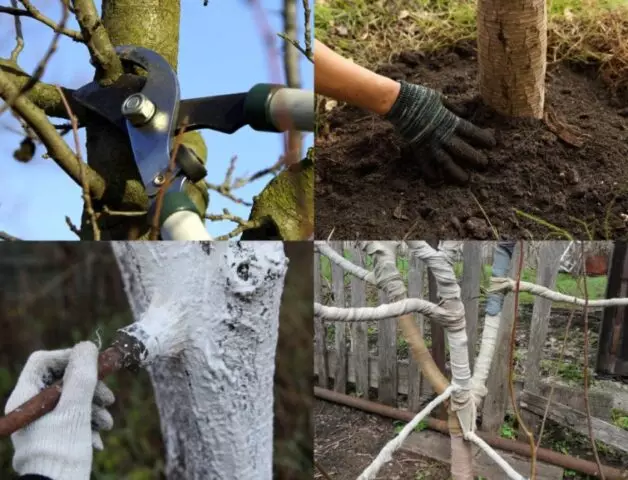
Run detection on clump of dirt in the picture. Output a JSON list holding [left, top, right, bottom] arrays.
[[315, 43, 628, 240]]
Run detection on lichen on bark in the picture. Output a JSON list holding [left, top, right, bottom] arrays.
[[242, 157, 314, 240]]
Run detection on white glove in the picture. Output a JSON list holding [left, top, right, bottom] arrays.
[[5, 341, 115, 480]]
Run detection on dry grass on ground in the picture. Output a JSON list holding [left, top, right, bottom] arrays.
[[315, 0, 628, 96]]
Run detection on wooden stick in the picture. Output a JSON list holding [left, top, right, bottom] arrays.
[[0, 332, 143, 436]]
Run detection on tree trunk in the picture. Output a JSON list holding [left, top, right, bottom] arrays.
[[111, 241, 288, 480], [477, 0, 547, 118], [84, 0, 208, 240]]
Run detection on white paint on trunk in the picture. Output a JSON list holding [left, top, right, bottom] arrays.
[[111, 241, 288, 480]]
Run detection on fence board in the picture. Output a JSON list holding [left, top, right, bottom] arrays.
[[519, 241, 564, 440], [349, 245, 369, 396], [519, 390, 628, 454], [407, 254, 426, 412], [314, 350, 616, 419], [313, 250, 328, 387], [378, 286, 398, 406], [331, 242, 347, 393], [461, 242, 483, 369], [482, 242, 522, 433]]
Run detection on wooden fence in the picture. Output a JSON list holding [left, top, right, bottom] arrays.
[[314, 241, 628, 451]]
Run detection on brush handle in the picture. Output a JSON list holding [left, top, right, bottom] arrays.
[[0, 346, 126, 437]]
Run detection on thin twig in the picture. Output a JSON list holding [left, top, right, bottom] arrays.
[[302, 0, 312, 59], [580, 242, 606, 479], [536, 307, 577, 448], [470, 191, 498, 240], [64, 216, 81, 237], [314, 459, 333, 480], [507, 240, 537, 478], [10, 0, 25, 62], [0, 69, 106, 197], [0, 3, 82, 40], [205, 209, 265, 239], [99, 207, 147, 218], [0, 0, 70, 116], [56, 86, 99, 240], [205, 210, 252, 226], [214, 219, 265, 241], [277, 32, 313, 62]]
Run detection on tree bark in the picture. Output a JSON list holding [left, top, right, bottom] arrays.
[[111, 241, 288, 480], [477, 0, 547, 118]]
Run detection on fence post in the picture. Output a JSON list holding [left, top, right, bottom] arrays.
[[518, 241, 565, 441], [407, 252, 427, 412], [349, 244, 370, 397], [482, 242, 521, 433], [596, 241, 628, 377], [377, 242, 399, 406], [331, 241, 348, 393], [313, 248, 328, 387], [461, 242, 483, 371]]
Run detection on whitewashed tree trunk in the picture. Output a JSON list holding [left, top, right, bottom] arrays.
[[111, 241, 288, 480]]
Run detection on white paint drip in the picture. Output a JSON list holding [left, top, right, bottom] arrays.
[[111, 241, 288, 480]]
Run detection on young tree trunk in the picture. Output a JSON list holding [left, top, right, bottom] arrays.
[[111, 241, 288, 480], [477, 0, 548, 118]]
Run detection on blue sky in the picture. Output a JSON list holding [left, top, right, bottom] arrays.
[[0, 0, 313, 240]]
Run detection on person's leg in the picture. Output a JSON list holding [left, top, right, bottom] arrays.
[[314, 39, 400, 116]]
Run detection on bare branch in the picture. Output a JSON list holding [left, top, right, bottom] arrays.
[[0, 69, 106, 198], [0, 60, 78, 118], [64, 216, 81, 237], [205, 207, 268, 240], [277, 32, 312, 63], [57, 86, 100, 240], [9, 0, 25, 62], [302, 0, 311, 59], [0, 0, 69, 116], [72, 0, 123, 83], [0, 1, 82, 40]]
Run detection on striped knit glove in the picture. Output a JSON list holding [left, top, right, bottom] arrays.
[[5, 342, 115, 480], [385, 81, 496, 185]]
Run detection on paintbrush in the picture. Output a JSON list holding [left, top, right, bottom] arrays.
[[0, 292, 182, 437]]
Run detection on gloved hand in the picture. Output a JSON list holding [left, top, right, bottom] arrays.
[[5, 342, 115, 480], [385, 81, 496, 185]]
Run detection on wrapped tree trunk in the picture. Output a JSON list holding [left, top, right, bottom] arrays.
[[111, 241, 288, 479], [477, 0, 548, 118]]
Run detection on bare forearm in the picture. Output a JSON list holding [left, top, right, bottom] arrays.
[[313, 39, 400, 116]]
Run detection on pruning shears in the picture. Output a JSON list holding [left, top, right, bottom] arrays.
[[72, 45, 314, 240]]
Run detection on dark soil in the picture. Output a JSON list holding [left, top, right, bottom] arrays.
[[314, 399, 450, 480], [315, 42, 628, 240]]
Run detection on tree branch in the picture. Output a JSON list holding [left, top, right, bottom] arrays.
[[0, 60, 77, 118], [57, 86, 100, 240], [72, 0, 123, 84], [0, 70, 105, 198], [0, 0, 69, 116], [9, 0, 25, 62], [0, 2, 82, 40]]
